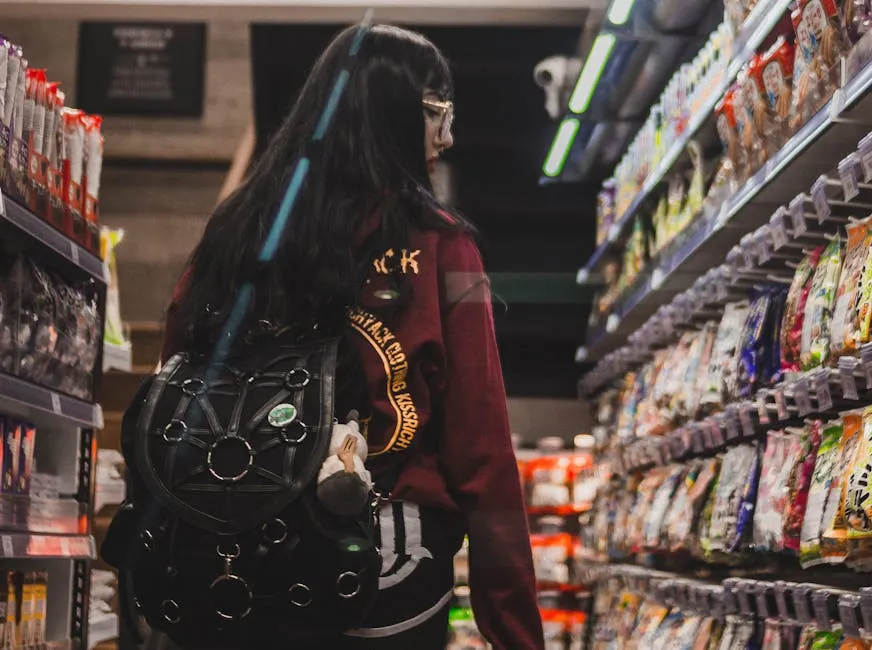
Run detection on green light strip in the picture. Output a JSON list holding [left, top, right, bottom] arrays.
[[542, 117, 580, 178], [568, 32, 616, 114], [607, 0, 636, 25]]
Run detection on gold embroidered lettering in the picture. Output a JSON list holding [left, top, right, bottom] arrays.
[[400, 249, 421, 275]]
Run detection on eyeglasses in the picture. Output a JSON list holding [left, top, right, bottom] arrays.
[[422, 98, 455, 141]]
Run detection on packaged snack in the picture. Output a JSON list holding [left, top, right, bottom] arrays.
[[756, 37, 796, 147], [831, 219, 872, 359], [597, 180, 617, 246], [62, 108, 85, 240], [15, 421, 34, 497], [845, 406, 872, 536], [82, 114, 104, 253], [837, 639, 871, 649], [801, 239, 844, 371], [709, 444, 760, 552], [702, 302, 751, 411], [690, 323, 718, 419], [627, 469, 669, 553], [542, 609, 568, 650], [791, 7, 827, 131], [784, 420, 824, 553], [0, 419, 17, 495], [696, 463, 721, 559], [716, 89, 747, 182], [644, 464, 685, 549], [764, 286, 789, 387], [667, 457, 721, 552], [733, 442, 763, 552], [843, 0, 872, 43], [529, 456, 572, 507], [810, 629, 844, 649], [799, 418, 843, 567], [736, 64, 768, 171], [801, 0, 850, 72], [783, 248, 823, 372], [821, 411, 863, 563], [530, 534, 573, 585], [754, 430, 802, 552], [735, 288, 774, 399], [635, 601, 670, 648]]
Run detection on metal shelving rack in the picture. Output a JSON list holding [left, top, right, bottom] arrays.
[[581, 54, 872, 366], [0, 189, 106, 650]]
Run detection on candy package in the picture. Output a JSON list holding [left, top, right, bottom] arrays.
[[782, 247, 822, 372], [784, 420, 824, 553], [831, 219, 872, 359], [821, 411, 863, 563], [801, 238, 844, 371], [754, 430, 802, 552], [799, 418, 844, 567]]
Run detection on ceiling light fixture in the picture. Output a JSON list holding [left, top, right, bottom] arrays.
[[568, 32, 616, 114], [607, 0, 637, 26], [542, 117, 580, 178]]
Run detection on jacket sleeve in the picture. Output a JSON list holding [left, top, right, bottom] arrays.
[[437, 234, 544, 650]]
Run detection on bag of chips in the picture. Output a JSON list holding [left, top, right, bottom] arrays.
[[784, 420, 824, 553], [755, 430, 802, 552], [801, 239, 844, 370], [799, 418, 844, 567], [821, 411, 864, 564], [710, 444, 760, 553], [830, 219, 872, 359], [782, 247, 823, 372], [702, 302, 751, 411]]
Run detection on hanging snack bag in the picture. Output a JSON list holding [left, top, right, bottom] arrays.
[[735, 288, 774, 399], [82, 114, 104, 254], [764, 286, 789, 387], [783, 247, 823, 372], [821, 411, 863, 563], [668, 457, 721, 552], [710, 444, 760, 553], [801, 238, 844, 371], [61, 108, 85, 243], [831, 219, 872, 359], [801, 0, 850, 83], [799, 418, 844, 567], [754, 430, 802, 552], [701, 302, 751, 411], [626, 469, 669, 553], [644, 464, 686, 549], [7, 53, 27, 200], [844, 406, 872, 544], [784, 420, 824, 553], [690, 323, 718, 420], [732, 442, 763, 552]]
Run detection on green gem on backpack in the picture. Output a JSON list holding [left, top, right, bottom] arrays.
[[268, 404, 298, 428]]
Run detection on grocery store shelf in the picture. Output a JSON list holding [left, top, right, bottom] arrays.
[[0, 532, 95, 559], [581, 0, 793, 274], [584, 60, 872, 363], [0, 371, 103, 429], [0, 192, 107, 284], [102, 342, 132, 373], [0, 497, 87, 536], [528, 504, 593, 517]]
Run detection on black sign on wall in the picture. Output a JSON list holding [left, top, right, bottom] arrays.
[[77, 22, 207, 117]]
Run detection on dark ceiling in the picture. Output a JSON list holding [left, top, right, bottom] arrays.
[[250, 23, 600, 398]]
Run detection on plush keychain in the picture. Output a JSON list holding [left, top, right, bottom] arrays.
[[317, 410, 373, 516]]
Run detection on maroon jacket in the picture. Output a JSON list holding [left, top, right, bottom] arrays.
[[161, 216, 544, 650]]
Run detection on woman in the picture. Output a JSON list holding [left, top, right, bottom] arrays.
[[160, 24, 543, 649]]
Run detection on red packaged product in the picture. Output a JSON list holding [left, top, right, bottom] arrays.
[[783, 420, 823, 552], [799, 0, 848, 69], [46, 88, 65, 230], [25, 70, 49, 216], [81, 113, 103, 254], [530, 534, 574, 586], [61, 108, 85, 243], [755, 36, 795, 144], [716, 88, 746, 179]]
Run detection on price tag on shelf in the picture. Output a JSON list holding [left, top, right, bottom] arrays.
[[859, 133, 872, 182], [49, 392, 61, 414], [829, 87, 847, 121], [724, 407, 740, 441], [813, 591, 832, 631], [840, 357, 860, 401], [813, 369, 833, 412], [70, 244, 79, 266], [711, 417, 726, 448], [861, 342, 872, 387], [757, 390, 771, 425], [60, 537, 71, 557], [770, 207, 789, 250], [727, 251, 740, 284], [608, 223, 621, 243], [756, 228, 772, 264], [1, 536, 13, 557], [839, 153, 860, 201], [774, 386, 789, 421], [795, 377, 813, 416], [739, 403, 755, 437], [716, 274, 729, 302], [839, 595, 862, 640], [811, 176, 831, 223], [789, 195, 808, 237], [740, 237, 755, 270]]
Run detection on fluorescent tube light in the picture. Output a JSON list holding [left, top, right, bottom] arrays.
[[543, 117, 580, 178], [568, 32, 616, 114], [607, 0, 636, 25]]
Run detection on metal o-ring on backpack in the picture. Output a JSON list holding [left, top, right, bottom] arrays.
[[114, 334, 380, 650]]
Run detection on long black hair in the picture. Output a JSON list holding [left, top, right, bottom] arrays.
[[176, 24, 471, 350]]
